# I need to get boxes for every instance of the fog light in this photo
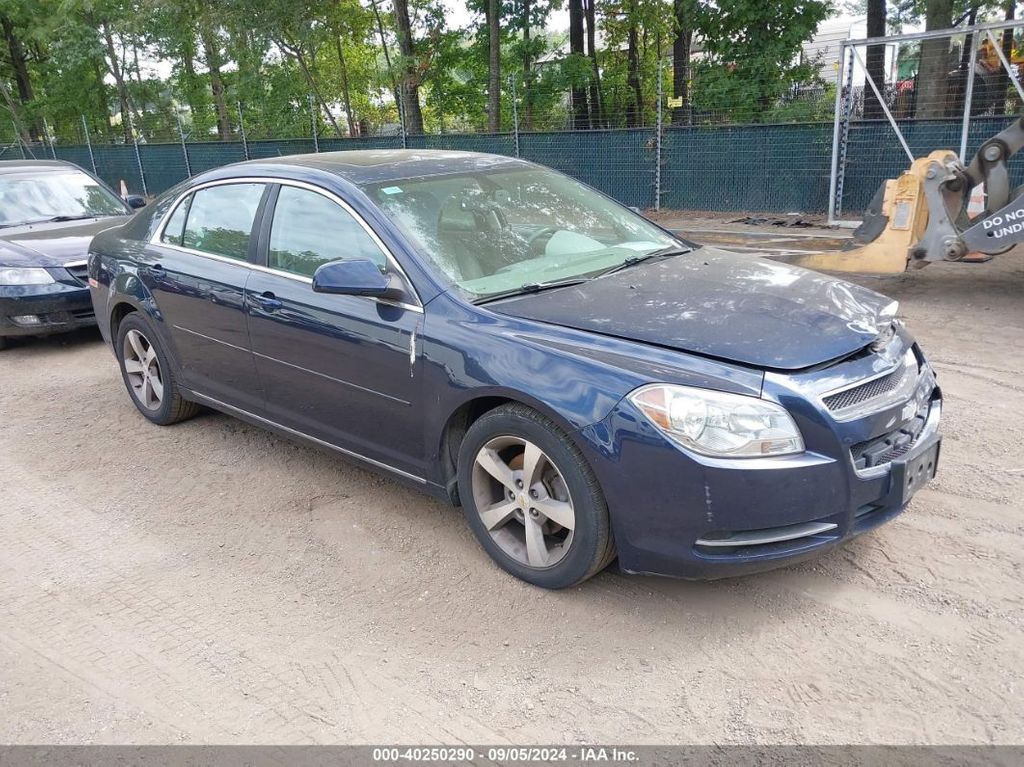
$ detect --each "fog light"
[11,314,41,326]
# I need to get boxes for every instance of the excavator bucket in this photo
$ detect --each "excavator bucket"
[787,152,954,275]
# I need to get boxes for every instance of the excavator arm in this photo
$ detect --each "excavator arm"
[792,117,1024,274]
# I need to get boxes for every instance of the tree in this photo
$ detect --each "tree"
[568,0,589,128]
[583,0,602,127]
[671,0,698,125]
[392,0,425,134]
[916,0,953,118]
[487,0,500,131]
[864,0,887,119]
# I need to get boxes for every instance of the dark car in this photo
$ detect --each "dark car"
[0,159,142,349]
[87,151,942,588]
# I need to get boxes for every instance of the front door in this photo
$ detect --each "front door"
[245,184,425,478]
[143,182,268,412]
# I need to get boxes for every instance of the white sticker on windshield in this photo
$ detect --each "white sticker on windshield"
[381,186,403,195]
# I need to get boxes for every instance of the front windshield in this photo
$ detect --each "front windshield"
[363,165,686,299]
[0,170,128,227]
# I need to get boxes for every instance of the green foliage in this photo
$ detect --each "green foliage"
[0,0,839,146]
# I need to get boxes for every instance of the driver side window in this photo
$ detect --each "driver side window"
[269,186,387,278]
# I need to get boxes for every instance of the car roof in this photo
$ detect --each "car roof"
[225,149,528,186]
[0,159,76,174]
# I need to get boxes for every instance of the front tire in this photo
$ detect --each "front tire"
[457,404,615,588]
[115,313,199,425]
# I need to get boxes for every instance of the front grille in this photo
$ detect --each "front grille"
[64,262,89,287]
[823,365,907,411]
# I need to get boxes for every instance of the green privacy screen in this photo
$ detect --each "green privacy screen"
[46,117,1024,215]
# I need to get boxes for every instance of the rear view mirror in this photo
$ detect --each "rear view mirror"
[312,259,390,297]
[125,195,147,209]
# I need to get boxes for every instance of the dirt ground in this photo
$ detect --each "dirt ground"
[0,234,1022,745]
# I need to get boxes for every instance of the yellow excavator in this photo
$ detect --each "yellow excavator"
[792,116,1024,274]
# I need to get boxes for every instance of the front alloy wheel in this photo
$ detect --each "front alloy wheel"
[458,404,615,588]
[472,435,576,569]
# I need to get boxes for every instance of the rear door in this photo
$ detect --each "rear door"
[244,183,425,478]
[143,181,269,412]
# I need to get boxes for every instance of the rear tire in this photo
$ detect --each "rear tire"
[0,336,8,351]
[115,312,199,425]
[457,404,615,588]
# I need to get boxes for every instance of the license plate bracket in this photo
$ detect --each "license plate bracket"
[889,434,941,506]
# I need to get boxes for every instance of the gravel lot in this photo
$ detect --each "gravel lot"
[1,245,1022,745]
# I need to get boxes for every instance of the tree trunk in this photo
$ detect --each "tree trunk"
[93,57,115,135]
[1000,2,1017,112]
[392,0,425,134]
[281,40,345,137]
[584,0,602,128]
[626,1,643,127]
[199,26,233,141]
[369,0,402,112]
[522,0,533,129]
[334,38,357,137]
[916,0,953,118]
[180,45,202,118]
[864,0,886,119]
[488,0,501,132]
[568,0,589,129]
[1,15,40,140]
[671,0,692,125]
[101,22,134,143]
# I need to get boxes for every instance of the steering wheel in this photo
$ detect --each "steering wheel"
[526,226,559,257]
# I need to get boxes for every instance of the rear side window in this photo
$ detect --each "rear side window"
[160,195,190,245]
[268,186,387,277]
[181,183,265,261]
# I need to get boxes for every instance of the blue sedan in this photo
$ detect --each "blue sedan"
[87,151,942,588]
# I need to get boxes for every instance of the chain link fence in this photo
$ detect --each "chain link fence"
[4,23,1023,218]
[831,19,1024,222]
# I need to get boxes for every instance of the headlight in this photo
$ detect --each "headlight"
[0,267,55,285]
[628,384,804,458]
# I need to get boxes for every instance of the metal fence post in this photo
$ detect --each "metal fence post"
[829,42,856,223]
[11,121,27,158]
[960,31,979,160]
[81,115,98,175]
[309,94,320,152]
[126,110,148,197]
[397,89,407,150]
[175,112,192,177]
[509,73,521,158]
[655,58,663,212]
[237,102,250,160]
[42,118,57,159]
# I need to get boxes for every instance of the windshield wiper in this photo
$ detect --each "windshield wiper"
[5,214,102,227]
[474,277,589,304]
[42,214,102,223]
[594,245,694,278]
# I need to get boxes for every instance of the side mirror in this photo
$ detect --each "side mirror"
[125,195,147,209]
[312,259,391,297]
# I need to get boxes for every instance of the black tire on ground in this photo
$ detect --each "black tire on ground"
[457,403,616,589]
[115,312,200,425]
[0,336,8,351]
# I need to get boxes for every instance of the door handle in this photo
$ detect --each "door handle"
[252,291,283,311]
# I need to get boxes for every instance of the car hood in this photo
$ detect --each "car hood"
[488,247,898,371]
[0,217,129,268]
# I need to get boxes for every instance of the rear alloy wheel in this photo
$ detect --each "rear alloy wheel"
[458,404,615,588]
[115,313,199,425]
[123,328,164,411]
